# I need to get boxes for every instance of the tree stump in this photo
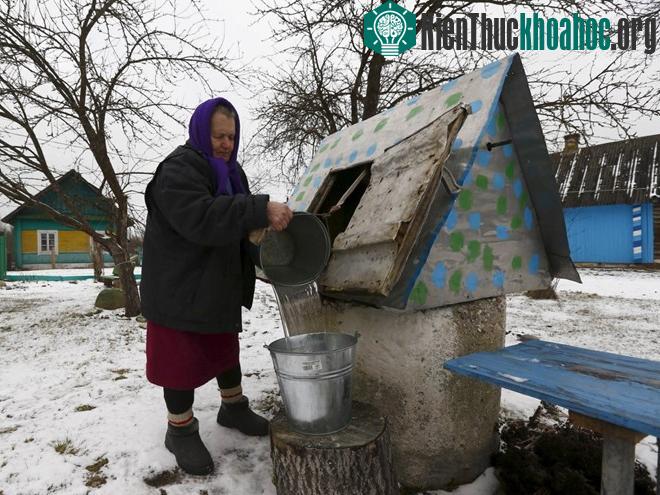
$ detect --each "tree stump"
[270,401,398,495]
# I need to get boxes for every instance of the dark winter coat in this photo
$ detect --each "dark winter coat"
[140,144,269,333]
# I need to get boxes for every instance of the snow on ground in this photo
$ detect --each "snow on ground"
[557,267,660,300]
[7,268,132,277]
[6,267,142,278]
[0,268,658,494]
[0,279,281,495]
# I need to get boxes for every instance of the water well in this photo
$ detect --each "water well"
[280,53,579,489]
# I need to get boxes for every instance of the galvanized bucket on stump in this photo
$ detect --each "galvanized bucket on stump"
[267,332,358,435]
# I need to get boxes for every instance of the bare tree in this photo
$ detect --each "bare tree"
[252,0,660,187]
[0,0,239,316]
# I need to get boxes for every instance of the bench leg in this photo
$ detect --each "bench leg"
[601,434,635,495]
[569,411,644,495]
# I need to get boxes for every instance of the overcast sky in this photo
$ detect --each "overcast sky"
[1,1,659,221]
[215,1,660,146]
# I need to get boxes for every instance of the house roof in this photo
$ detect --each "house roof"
[550,133,660,208]
[1,170,113,224]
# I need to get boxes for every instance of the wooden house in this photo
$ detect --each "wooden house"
[1,170,113,269]
[288,53,579,310]
[550,134,659,264]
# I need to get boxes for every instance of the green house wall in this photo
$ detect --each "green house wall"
[13,218,112,268]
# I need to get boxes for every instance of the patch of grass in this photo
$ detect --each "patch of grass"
[85,457,109,473]
[24,437,34,443]
[85,473,107,488]
[111,368,130,380]
[84,456,109,487]
[143,468,181,488]
[0,426,18,434]
[75,404,96,412]
[52,438,80,456]
[525,287,559,300]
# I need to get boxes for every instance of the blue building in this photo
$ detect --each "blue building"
[550,134,659,264]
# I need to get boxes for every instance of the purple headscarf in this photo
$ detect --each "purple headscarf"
[188,97,245,196]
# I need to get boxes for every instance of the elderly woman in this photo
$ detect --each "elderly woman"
[140,97,293,475]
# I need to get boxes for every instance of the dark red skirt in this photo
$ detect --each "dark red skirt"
[146,321,240,390]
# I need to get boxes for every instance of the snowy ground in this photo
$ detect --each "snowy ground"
[0,268,658,494]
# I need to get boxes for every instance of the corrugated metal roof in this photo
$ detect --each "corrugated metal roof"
[549,134,660,207]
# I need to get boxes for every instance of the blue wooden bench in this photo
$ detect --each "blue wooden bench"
[444,340,660,495]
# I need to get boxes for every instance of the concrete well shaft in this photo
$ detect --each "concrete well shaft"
[286,295,506,490]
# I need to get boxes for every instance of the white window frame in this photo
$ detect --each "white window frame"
[37,230,59,255]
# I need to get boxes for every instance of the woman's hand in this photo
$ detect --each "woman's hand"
[266,201,294,231]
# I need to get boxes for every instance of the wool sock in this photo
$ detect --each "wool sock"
[168,408,194,427]
[220,385,243,404]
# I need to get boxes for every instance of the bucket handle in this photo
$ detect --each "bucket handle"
[249,228,269,245]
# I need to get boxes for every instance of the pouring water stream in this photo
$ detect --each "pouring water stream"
[272,282,325,351]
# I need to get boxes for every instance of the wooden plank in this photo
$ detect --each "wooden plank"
[329,169,369,214]
[485,339,660,385]
[321,106,467,296]
[569,411,645,443]
[444,340,660,437]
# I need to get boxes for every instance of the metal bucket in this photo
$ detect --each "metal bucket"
[267,332,357,435]
[260,212,331,287]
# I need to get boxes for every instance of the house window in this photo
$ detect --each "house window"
[37,230,58,255]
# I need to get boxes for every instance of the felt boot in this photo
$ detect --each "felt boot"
[164,417,214,475]
[217,396,269,436]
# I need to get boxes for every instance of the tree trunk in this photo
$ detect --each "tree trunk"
[91,242,104,281]
[117,261,140,317]
[270,401,398,495]
[109,198,141,317]
[110,247,140,317]
[362,53,385,120]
